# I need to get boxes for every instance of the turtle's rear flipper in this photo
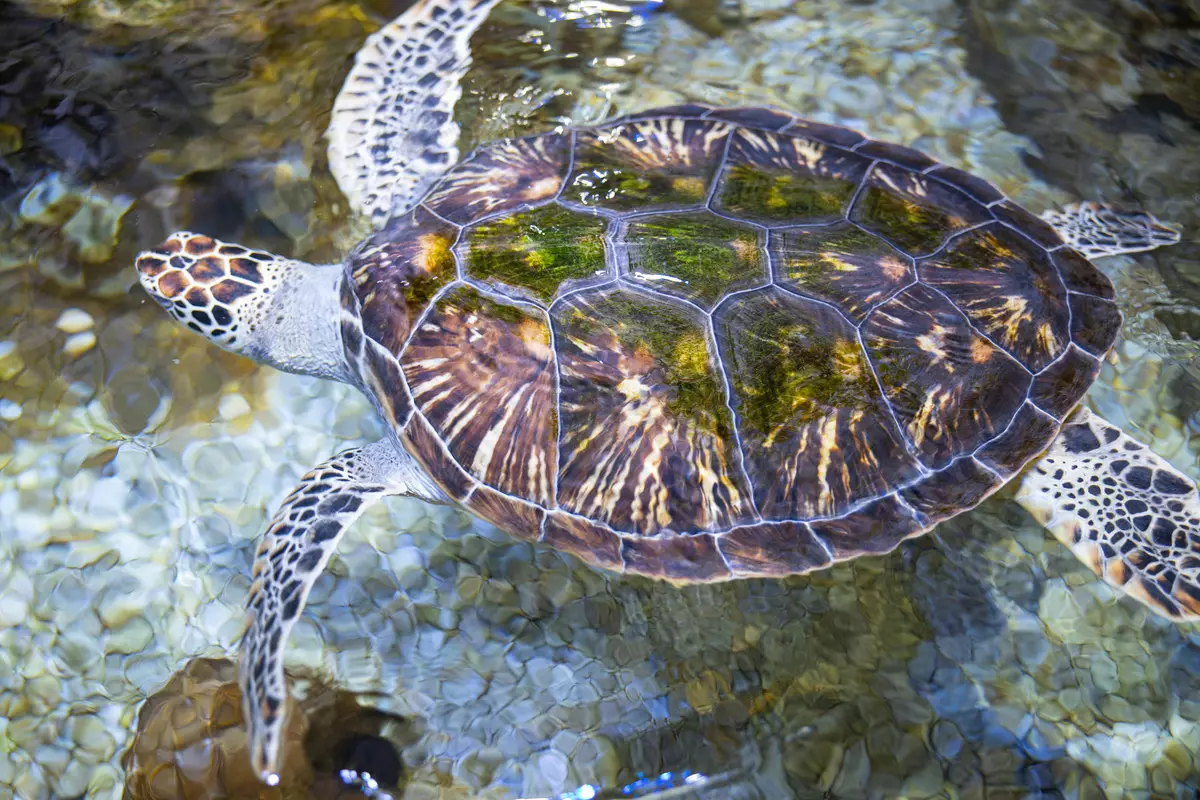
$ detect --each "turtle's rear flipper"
[239,439,446,784]
[327,0,503,227]
[1040,201,1181,259]
[1016,407,1200,621]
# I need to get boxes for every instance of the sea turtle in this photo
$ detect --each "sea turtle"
[133,0,1196,785]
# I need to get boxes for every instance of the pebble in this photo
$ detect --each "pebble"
[61,331,97,358]
[54,308,94,334]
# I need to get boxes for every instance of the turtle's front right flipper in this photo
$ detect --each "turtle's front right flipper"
[327,0,503,226]
[239,438,446,785]
[1016,408,1200,621]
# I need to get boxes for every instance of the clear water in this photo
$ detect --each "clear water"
[1,0,1199,798]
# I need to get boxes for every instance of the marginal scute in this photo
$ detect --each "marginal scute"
[620,533,731,583]
[920,224,1070,371]
[467,486,544,541]
[463,204,609,304]
[541,513,624,571]
[714,129,871,223]
[992,201,1064,250]
[773,223,915,321]
[363,342,412,429]
[925,165,1005,205]
[716,287,922,519]
[1069,293,1123,357]
[854,139,938,171]
[1030,345,1101,420]
[863,284,1030,469]
[782,119,866,149]
[401,412,474,501]
[554,288,753,533]
[976,402,1060,475]
[424,133,569,225]
[851,163,991,256]
[622,211,766,309]
[705,107,795,131]
[899,457,1004,524]
[809,495,924,560]
[718,522,831,577]
[1053,247,1115,299]
[352,206,458,355]
[564,118,732,211]
[400,285,557,505]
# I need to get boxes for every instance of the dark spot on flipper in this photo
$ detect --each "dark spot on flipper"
[1151,518,1177,547]
[1062,425,1102,454]
[1133,515,1153,532]
[212,279,256,304]
[1154,471,1194,496]
[282,595,301,620]
[1125,499,1148,515]
[311,520,341,543]
[230,258,264,283]
[1102,426,1121,444]
[319,494,361,515]
[291,496,319,509]
[1110,459,1129,475]
[297,548,323,573]
[1125,466,1153,490]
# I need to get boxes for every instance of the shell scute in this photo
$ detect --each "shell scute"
[898,457,1003,525]
[713,129,871,224]
[920,224,1070,372]
[715,287,922,519]
[773,222,915,321]
[850,164,991,256]
[423,133,569,225]
[853,139,939,171]
[1053,247,1115,299]
[863,284,1030,469]
[563,118,732,211]
[463,204,609,304]
[400,285,558,506]
[553,288,754,534]
[976,402,1060,475]
[1030,345,1101,420]
[718,521,831,578]
[352,206,458,355]
[620,533,731,583]
[622,211,766,309]
[541,514,624,571]
[808,495,923,560]
[705,106,795,131]
[1068,293,1122,357]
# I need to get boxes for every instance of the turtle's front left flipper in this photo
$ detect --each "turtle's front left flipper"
[1016,408,1200,621]
[327,0,503,226]
[239,438,446,785]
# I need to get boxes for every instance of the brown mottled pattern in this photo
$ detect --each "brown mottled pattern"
[400,286,557,506]
[863,284,1030,469]
[921,225,1070,371]
[716,289,922,518]
[553,289,754,534]
[424,134,569,225]
[330,106,1136,581]
[773,222,915,321]
[350,206,458,355]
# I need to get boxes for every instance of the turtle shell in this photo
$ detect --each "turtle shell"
[341,105,1121,583]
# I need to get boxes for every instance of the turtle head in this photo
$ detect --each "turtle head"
[136,232,350,381]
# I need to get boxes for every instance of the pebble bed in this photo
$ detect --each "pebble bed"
[1,0,1199,798]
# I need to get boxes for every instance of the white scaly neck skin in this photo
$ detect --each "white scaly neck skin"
[242,261,352,384]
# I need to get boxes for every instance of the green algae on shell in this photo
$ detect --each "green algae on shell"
[715,163,859,223]
[624,213,765,308]
[464,205,609,303]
